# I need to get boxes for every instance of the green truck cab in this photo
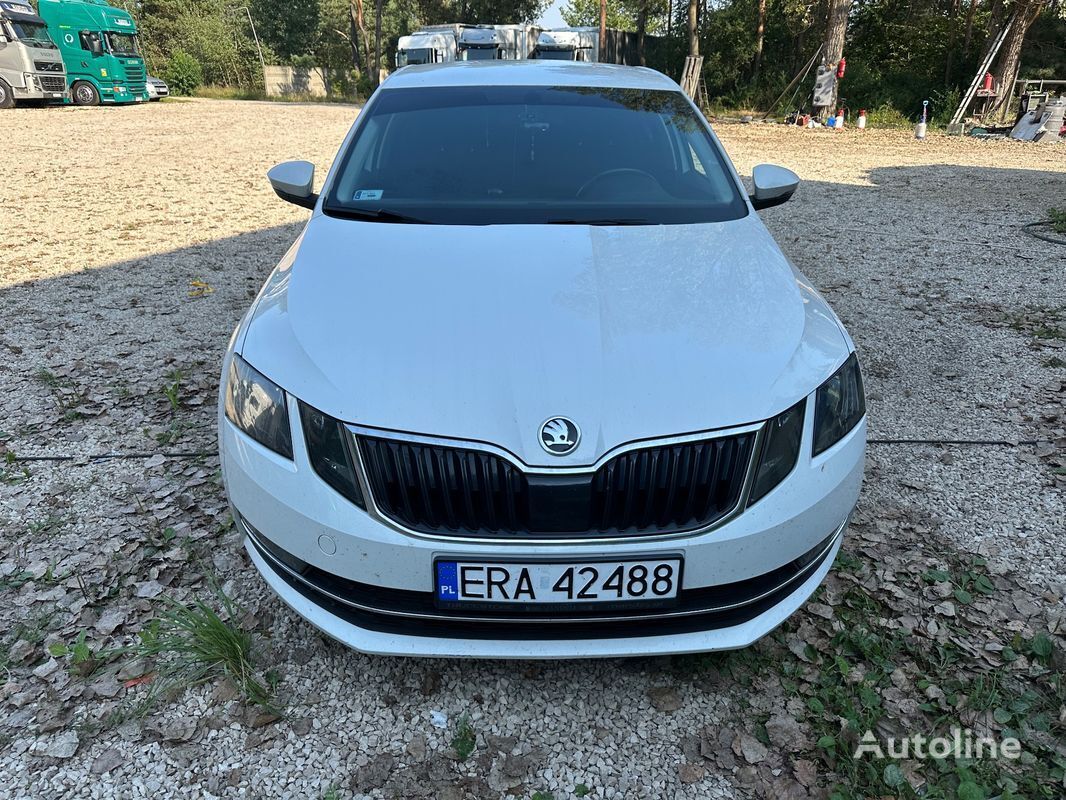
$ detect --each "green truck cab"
[37,0,146,105]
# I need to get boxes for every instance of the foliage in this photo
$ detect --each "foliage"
[164,50,204,96]
[133,0,1065,113]
[561,0,669,33]
[451,713,476,760]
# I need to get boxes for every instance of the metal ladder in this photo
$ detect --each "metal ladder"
[950,14,1016,126]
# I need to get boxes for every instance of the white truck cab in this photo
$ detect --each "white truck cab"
[396,30,457,66]
[458,26,501,60]
[0,0,67,108]
[534,29,599,62]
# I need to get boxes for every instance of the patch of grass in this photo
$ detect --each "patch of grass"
[0,570,34,590]
[48,629,115,677]
[34,368,85,419]
[1005,306,1066,342]
[865,103,914,129]
[0,450,30,485]
[151,420,193,446]
[1043,355,1066,369]
[27,513,69,537]
[193,84,359,104]
[451,713,476,761]
[1048,207,1066,235]
[321,786,340,800]
[574,785,591,798]
[531,792,555,800]
[162,369,184,411]
[124,585,276,715]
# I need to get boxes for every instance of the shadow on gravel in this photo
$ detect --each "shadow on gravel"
[0,222,304,455]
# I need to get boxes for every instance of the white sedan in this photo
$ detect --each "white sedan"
[218,61,866,658]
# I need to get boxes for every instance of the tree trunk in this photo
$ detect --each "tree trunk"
[944,0,960,85]
[348,2,362,69]
[962,0,977,54]
[991,0,1048,120]
[636,1,647,66]
[599,0,607,62]
[352,0,372,78]
[373,0,383,87]
[687,0,698,56]
[753,0,767,81]
[815,0,851,116]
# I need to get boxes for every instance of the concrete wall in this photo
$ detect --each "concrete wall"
[263,65,328,97]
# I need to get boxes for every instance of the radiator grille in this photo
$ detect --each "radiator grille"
[357,431,755,538]
[123,63,146,94]
[39,76,66,93]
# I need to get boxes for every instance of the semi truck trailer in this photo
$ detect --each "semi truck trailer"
[37,0,147,105]
[0,0,67,108]
[532,27,652,66]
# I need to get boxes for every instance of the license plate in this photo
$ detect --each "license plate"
[435,558,682,609]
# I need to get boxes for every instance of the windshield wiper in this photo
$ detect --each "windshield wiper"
[546,218,653,226]
[326,207,429,224]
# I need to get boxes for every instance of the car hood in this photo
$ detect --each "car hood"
[240,213,850,467]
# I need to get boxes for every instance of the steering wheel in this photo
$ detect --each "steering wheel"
[577,168,662,199]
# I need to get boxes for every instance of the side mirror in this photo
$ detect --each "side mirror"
[89,37,103,57]
[268,161,317,210]
[750,164,800,210]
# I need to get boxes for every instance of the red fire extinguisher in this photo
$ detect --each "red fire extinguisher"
[982,72,994,91]
[836,57,846,79]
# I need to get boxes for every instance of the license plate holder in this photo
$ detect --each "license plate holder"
[433,556,683,613]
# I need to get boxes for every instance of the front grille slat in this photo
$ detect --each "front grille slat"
[39,76,66,92]
[358,430,756,539]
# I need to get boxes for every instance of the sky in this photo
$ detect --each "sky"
[538,0,567,28]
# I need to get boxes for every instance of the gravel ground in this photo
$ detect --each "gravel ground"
[0,100,1063,799]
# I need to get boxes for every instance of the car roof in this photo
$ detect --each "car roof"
[383,61,681,92]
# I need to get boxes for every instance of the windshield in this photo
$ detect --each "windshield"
[325,85,747,225]
[397,48,433,66]
[461,47,497,61]
[10,20,56,49]
[536,49,575,61]
[105,31,139,56]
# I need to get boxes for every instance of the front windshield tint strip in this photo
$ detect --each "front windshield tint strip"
[324,85,747,226]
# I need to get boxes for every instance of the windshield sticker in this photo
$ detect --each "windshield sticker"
[353,189,383,201]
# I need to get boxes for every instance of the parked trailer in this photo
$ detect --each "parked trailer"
[37,0,147,105]
[532,27,653,66]
[0,0,67,108]
[492,24,540,60]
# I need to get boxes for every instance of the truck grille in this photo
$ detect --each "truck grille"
[34,61,64,72]
[357,431,755,538]
[124,63,146,94]
[39,76,66,92]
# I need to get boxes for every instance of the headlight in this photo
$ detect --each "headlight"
[224,355,293,459]
[748,399,805,505]
[813,352,865,456]
[299,402,365,508]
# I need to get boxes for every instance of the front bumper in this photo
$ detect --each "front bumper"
[220,391,865,658]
